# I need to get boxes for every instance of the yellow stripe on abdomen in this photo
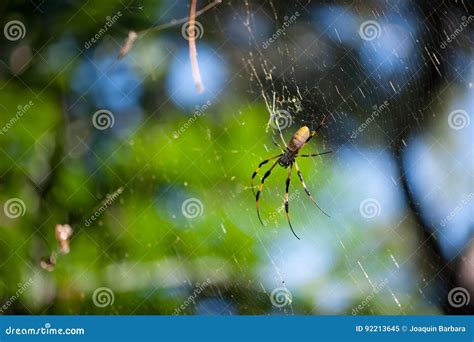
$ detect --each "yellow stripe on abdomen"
[288,126,310,151]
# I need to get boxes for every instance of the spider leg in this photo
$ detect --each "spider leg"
[284,162,300,240]
[306,115,328,143]
[293,160,330,217]
[251,154,283,195]
[272,136,286,152]
[255,159,280,225]
[297,151,333,158]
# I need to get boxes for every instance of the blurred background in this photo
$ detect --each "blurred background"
[0,0,472,315]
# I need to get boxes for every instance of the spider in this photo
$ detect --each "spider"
[251,117,332,240]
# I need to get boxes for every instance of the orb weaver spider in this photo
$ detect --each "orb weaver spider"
[251,116,332,240]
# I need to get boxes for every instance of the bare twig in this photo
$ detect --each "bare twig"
[118,30,138,59]
[139,0,222,35]
[188,0,205,93]
[118,0,222,59]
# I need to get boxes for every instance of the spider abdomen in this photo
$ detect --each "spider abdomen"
[288,126,310,152]
[279,126,311,167]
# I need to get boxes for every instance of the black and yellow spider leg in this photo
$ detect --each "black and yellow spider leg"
[293,160,330,217]
[306,115,328,143]
[298,151,333,158]
[272,136,285,152]
[284,162,301,240]
[251,154,282,195]
[255,159,280,225]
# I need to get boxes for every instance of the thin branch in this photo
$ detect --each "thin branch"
[118,0,222,59]
[188,0,205,93]
[118,30,138,59]
[139,0,222,36]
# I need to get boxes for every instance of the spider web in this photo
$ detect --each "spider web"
[219,0,473,314]
[1,0,471,316]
